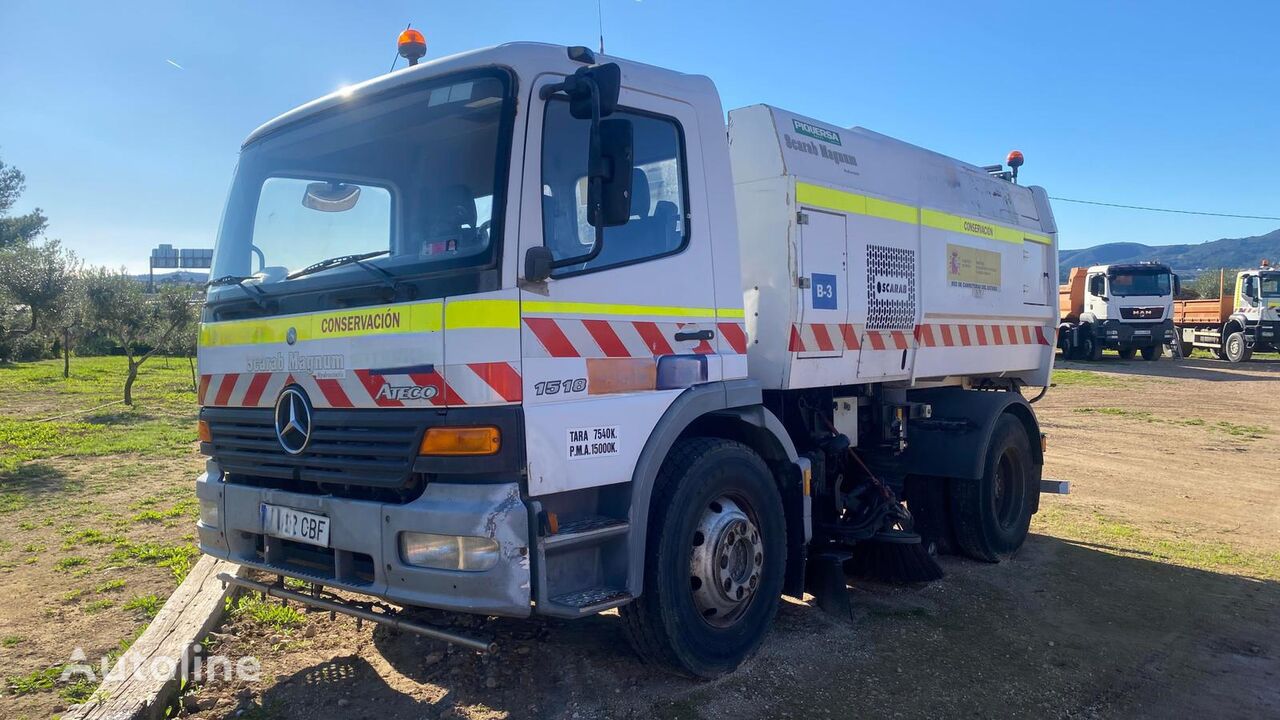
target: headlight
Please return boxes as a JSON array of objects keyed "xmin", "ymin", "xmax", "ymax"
[
  {"xmin": 399, "ymin": 532, "xmax": 499, "ymax": 571},
  {"xmin": 198, "ymin": 499, "xmax": 220, "ymax": 529}
]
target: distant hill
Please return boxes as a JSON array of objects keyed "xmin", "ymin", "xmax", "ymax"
[
  {"xmin": 1058, "ymin": 228, "xmax": 1280, "ymax": 281},
  {"xmin": 132, "ymin": 270, "xmax": 209, "ymax": 286}
]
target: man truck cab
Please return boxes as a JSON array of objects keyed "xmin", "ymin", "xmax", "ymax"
[
  {"xmin": 196, "ymin": 41, "xmax": 1060, "ymax": 677},
  {"xmin": 1058, "ymin": 263, "xmax": 1177, "ymax": 361}
]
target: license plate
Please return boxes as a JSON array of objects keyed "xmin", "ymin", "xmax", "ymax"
[
  {"xmin": 260, "ymin": 504, "xmax": 330, "ymax": 547},
  {"xmin": 1134, "ymin": 330, "xmax": 1150, "ymax": 336}
]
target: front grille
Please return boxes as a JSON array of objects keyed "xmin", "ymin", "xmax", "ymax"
[
  {"xmin": 253, "ymin": 535, "xmax": 376, "ymax": 586},
  {"xmin": 203, "ymin": 407, "xmax": 426, "ymax": 491},
  {"xmin": 1120, "ymin": 306, "xmax": 1164, "ymax": 320}
]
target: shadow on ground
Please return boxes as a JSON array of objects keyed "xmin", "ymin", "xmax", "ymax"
[
  {"xmin": 1057, "ymin": 355, "xmax": 1280, "ymax": 383},
  {"xmin": 228, "ymin": 534, "xmax": 1279, "ymax": 720}
]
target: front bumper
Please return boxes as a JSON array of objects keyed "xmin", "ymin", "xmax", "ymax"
[
  {"xmin": 1098, "ymin": 319, "xmax": 1174, "ymax": 349},
  {"xmin": 197, "ymin": 462, "xmax": 532, "ymax": 617}
]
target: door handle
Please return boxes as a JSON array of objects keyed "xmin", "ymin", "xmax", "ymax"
[{"xmin": 674, "ymin": 330, "xmax": 715, "ymax": 342}]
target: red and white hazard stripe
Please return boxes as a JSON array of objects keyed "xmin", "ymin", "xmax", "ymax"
[
  {"xmin": 523, "ymin": 317, "xmax": 746, "ymax": 358},
  {"xmin": 199, "ymin": 361, "xmax": 522, "ymax": 409},
  {"xmin": 788, "ymin": 322, "xmax": 1051, "ymax": 353},
  {"xmin": 915, "ymin": 323, "xmax": 1051, "ymax": 348}
]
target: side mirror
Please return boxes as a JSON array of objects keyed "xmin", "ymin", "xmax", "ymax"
[
  {"xmin": 568, "ymin": 63, "xmax": 622, "ymax": 119},
  {"xmin": 524, "ymin": 246, "xmax": 554, "ymax": 283},
  {"xmin": 1173, "ymin": 275, "xmax": 1181, "ymax": 297},
  {"xmin": 588, "ymin": 119, "xmax": 634, "ymax": 228}
]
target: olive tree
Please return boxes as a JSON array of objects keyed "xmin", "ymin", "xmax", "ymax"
[
  {"xmin": 84, "ymin": 268, "xmax": 197, "ymax": 405},
  {"xmin": 0, "ymin": 240, "xmax": 77, "ymax": 354}
]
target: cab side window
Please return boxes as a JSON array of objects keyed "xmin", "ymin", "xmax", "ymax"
[
  {"xmin": 1088, "ymin": 274, "xmax": 1106, "ymax": 297},
  {"xmin": 541, "ymin": 98, "xmax": 688, "ymax": 276},
  {"xmin": 1241, "ymin": 276, "xmax": 1257, "ymax": 302}
]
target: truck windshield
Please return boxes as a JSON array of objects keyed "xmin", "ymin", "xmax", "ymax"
[
  {"xmin": 209, "ymin": 71, "xmax": 512, "ymax": 303},
  {"xmin": 1261, "ymin": 274, "xmax": 1280, "ymax": 297},
  {"xmin": 1109, "ymin": 269, "xmax": 1171, "ymax": 297}
]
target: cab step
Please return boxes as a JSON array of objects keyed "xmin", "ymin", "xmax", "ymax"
[
  {"xmin": 542, "ymin": 516, "xmax": 629, "ymax": 551},
  {"xmin": 547, "ymin": 587, "xmax": 632, "ymax": 616}
]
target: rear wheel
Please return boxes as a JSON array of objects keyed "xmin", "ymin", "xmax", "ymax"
[
  {"xmin": 1079, "ymin": 331, "xmax": 1103, "ymax": 361},
  {"xmin": 1118, "ymin": 348, "xmax": 1136, "ymax": 360},
  {"xmin": 950, "ymin": 414, "xmax": 1040, "ymax": 563},
  {"xmin": 1224, "ymin": 332, "xmax": 1252, "ymax": 363},
  {"xmin": 1141, "ymin": 344, "xmax": 1161, "ymax": 361},
  {"xmin": 620, "ymin": 438, "xmax": 785, "ymax": 678}
]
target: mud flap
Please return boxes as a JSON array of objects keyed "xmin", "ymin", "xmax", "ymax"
[{"xmin": 807, "ymin": 550, "xmax": 852, "ymax": 618}]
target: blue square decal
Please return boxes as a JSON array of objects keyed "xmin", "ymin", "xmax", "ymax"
[{"xmin": 811, "ymin": 273, "xmax": 838, "ymax": 310}]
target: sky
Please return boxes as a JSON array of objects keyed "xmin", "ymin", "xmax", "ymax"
[{"xmin": 1, "ymin": 1, "xmax": 1278, "ymax": 273}]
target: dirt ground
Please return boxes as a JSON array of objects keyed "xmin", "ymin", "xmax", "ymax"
[
  {"xmin": 0, "ymin": 358, "xmax": 203, "ymax": 720},
  {"xmin": 166, "ymin": 354, "xmax": 1279, "ymax": 720}
]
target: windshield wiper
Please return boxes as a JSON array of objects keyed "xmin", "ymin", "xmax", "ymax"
[
  {"xmin": 286, "ymin": 250, "xmax": 391, "ymax": 282},
  {"xmin": 207, "ymin": 274, "xmax": 269, "ymax": 309}
]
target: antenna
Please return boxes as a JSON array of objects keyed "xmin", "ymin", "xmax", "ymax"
[
  {"xmin": 597, "ymin": 0, "xmax": 605, "ymax": 54},
  {"xmin": 389, "ymin": 23, "xmax": 411, "ymax": 73}
]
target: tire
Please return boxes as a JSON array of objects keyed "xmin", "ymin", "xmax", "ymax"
[
  {"xmin": 1175, "ymin": 335, "xmax": 1194, "ymax": 358},
  {"xmin": 620, "ymin": 438, "xmax": 786, "ymax": 678},
  {"xmin": 1057, "ymin": 327, "xmax": 1075, "ymax": 360},
  {"xmin": 1224, "ymin": 332, "xmax": 1252, "ymax": 363},
  {"xmin": 1118, "ymin": 348, "xmax": 1136, "ymax": 360},
  {"xmin": 1080, "ymin": 331, "xmax": 1103, "ymax": 361},
  {"xmin": 1140, "ymin": 344, "xmax": 1161, "ymax": 361},
  {"xmin": 949, "ymin": 414, "xmax": 1040, "ymax": 563}
]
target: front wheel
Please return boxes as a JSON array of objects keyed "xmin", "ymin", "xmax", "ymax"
[
  {"xmin": 949, "ymin": 414, "xmax": 1040, "ymax": 562},
  {"xmin": 620, "ymin": 438, "xmax": 786, "ymax": 678},
  {"xmin": 1118, "ymin": 348, "xmax": 1137, "ymax": 360},
  {"xmin": 1224, "ymin": 332, "xmax": 1252, "ymax": 363},
  {"xmin": 1141, "ymin": 344, "xmax": 1162, "ymax": 361}
]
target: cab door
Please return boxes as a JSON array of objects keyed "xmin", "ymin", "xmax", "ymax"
[{"xmin": 516, "ymin": 73, "xmax": 719, "ymax": 497}]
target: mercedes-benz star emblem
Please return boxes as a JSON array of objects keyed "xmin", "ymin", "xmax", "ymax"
[
  {"xmin": 273, "ymin": 387, "xmax": 312, "ymax": 455},
  {"xmin": 286, "ymin": 327, "xmax": 297, "ymax": 345}
]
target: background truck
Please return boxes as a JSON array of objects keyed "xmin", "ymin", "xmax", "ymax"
[
  {"xmin": 1173, "ymin": 265, "xmax": 1280, "ymax": 362},
  {"xmin": 195, "ymin": 41, "xmax": 1059, "ymax": 678},
  {"xmin": 1057, "ymin": 263, "xmax": 1176, "ymax": 361}
]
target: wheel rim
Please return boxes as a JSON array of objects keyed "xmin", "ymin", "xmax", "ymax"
[
  {"xmin": 992, "ymin": 451, "xmax": 1024, "ymax": 530},
  {"xmin": 689, "ymin": 496, "xmax": 764, "ymax": 628},
  {"xmin": 1228, "ymin": 336, "xmax": 1242, "ymax": 359}
]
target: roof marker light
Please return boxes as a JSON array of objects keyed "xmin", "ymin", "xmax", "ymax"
[{"xmin": 398, "ymin": 28, "xmax": 426, "ymax": 66}]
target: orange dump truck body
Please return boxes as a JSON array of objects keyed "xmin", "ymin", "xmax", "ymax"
[
  {"xmin": 1173, "ymin": 294, "xmax": 1231, "ymax": 326},
  {"xmin": 1058, "ymin": 267, "xmax": 1086, "ymax": 324}
]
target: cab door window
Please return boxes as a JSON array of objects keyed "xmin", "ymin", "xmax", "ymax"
[{"xmin": 541, "ymin": 99, "xmax": 688, "ymax": 276}]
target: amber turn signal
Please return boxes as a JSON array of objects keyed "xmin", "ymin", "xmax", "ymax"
[
  {"xmin": 419, "ymin": 426, "xmax": 500, "ymax": 456},
  {"xmin": 197, "ymin": 419, "xmax": 212, "ymax": 443}
]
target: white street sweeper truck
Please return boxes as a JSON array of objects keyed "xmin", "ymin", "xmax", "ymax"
[{"xmin": 195, "ymin": 37, "xmax": 1059, "ymax": 677}]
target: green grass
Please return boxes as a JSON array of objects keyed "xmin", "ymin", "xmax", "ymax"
[
  {"xmin": 1073, "ymin": 407, "xmax": 1269, "ymax": 439},
  {"xmin": 106, "ymin": 540, "xmax": 200, "ymax": 583},
  {"xmin": 122, "ymin": 593, "xmax": 163, "ymax": 619},
  {"xmin": 55, "ymin": 556, "xmax": 89, "ymax": 571},
  {"xmin": 229, "ymin": 594, "xmax": 306, "ymax": 631},
  {"xmin": 83, "ymin": 598, "xmax": 115, "ymax": 614},
  {"xmin": 1051, "ymin": 369, "xmax": 1134, "ymax": 387},
  {"xmin": 95, "ymin": 578, "xmax": 126, "ymax": 593},
  {"xmin": 6, "ymin": 665, "xmax": 63, "ymax": 696},
  {"xmin": 0, "ymin": 357, "xmax": 198, "ymax": 481},
  {"xmin": 1037, "ymin": 506, "xmax": 1280, "ymax": 581},
  {"xmin": 2, "ymin": 635, "xmax": 22, "ymax": 647}
]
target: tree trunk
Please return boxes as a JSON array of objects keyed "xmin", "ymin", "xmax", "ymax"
[
  {"xmin": 124, "ymin": 359, "xmax": 139, "ymax": 406},
  {"xmin": 63, "ymin": 329, "xmax": 70, "ymax": 379},
  {"xmin": 187, "ymin": 355, "xmax": 197, "ymax": 392}
]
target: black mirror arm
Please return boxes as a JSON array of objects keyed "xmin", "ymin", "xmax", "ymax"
[{"xmin": 549, "ymin": 78, "xmax": 608, "ymax": 270}]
